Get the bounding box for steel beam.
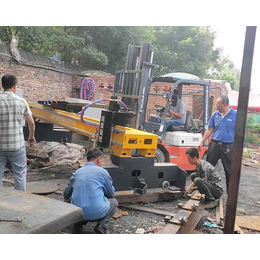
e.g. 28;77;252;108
224;26;257;234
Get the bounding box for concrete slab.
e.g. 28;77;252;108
0;186;83;234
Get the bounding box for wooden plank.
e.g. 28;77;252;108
191;230;204;234
160;211;201;234
234;224;244;234
160;223;181;234
216;196;224;226
112;209;129;219
2;178;15;184
115;190;183;204
216;207;221;225
179;212;201;234
235;216;260;232
121;205;176;218
219;196;224;222
169;210;191;225
190;192;203;201
182;199;200;211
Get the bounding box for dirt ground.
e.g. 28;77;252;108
3;139;260;234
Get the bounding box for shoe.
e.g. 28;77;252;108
204;199;219;210
94;226;110;234
72;224;83;234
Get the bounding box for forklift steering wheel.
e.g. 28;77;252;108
155;105;165;112
155;105;165;109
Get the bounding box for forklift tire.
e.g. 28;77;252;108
155;148;166;163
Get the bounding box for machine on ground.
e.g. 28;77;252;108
28;42;214;193
28;97;186;194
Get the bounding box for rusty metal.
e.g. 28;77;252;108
0;217;22;222
224;26;257;234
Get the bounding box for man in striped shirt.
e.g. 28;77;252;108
0;74;35;191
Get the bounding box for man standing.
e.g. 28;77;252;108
163;89;187;133
0;74;35;191
198;95;237;192
63;148;118;234
185;148;223;209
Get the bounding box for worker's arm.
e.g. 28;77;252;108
168;109;183;119
198;127;213;151
25;115;36;146
63;176;75;202
185;182;198;193
168;99;185;119
102;171;115;198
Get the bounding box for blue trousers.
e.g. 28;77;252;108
0;146;27;191
74;198;118;232
163;119;184;133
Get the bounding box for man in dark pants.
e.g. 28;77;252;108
185;148;223;209
198;95;237;193
63;148;118;234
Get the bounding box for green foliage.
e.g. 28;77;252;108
152;26;219;77
0;26;240;82
247;114;260;133
208;56;240;90
247;132;260;145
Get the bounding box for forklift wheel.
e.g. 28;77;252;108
161;181;170;190
155;148;166;163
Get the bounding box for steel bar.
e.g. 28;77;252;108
223;26;257;234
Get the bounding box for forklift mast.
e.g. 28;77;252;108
113;43;159;129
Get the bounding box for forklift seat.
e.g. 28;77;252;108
167;111;193;132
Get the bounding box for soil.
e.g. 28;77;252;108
2;140;260;234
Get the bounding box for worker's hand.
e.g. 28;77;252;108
197;142;203;152
27;136;36;147
185;185;192;194
191;186;198;191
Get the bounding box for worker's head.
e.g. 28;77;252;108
171;89;179;106
173;89;179;96
87;148;103;167
185;148;200;165
216;95;229;112
1;74;18;91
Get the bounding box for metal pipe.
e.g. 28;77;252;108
223;26;257;234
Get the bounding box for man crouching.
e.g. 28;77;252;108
185;148;223;210
63;148;118;234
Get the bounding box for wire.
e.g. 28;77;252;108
78;98;129;139
79;77;96;101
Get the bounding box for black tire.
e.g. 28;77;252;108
155;148;166;163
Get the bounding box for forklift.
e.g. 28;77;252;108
113;43;211;171
144;78;211;170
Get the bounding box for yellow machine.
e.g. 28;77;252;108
28;100;186;194
28;102;157;159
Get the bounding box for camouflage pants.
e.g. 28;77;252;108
191;173;222;201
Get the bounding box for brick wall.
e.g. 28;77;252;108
0;50;229;119
72;75;115;100
0;58;72;102
148;81;229;119
72;75;229;119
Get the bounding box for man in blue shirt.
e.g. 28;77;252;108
63;148;118;234
198;95;237;193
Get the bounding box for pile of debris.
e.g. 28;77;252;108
26;141;87;168
243;144;260;168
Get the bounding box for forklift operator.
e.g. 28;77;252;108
163;89;187;133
